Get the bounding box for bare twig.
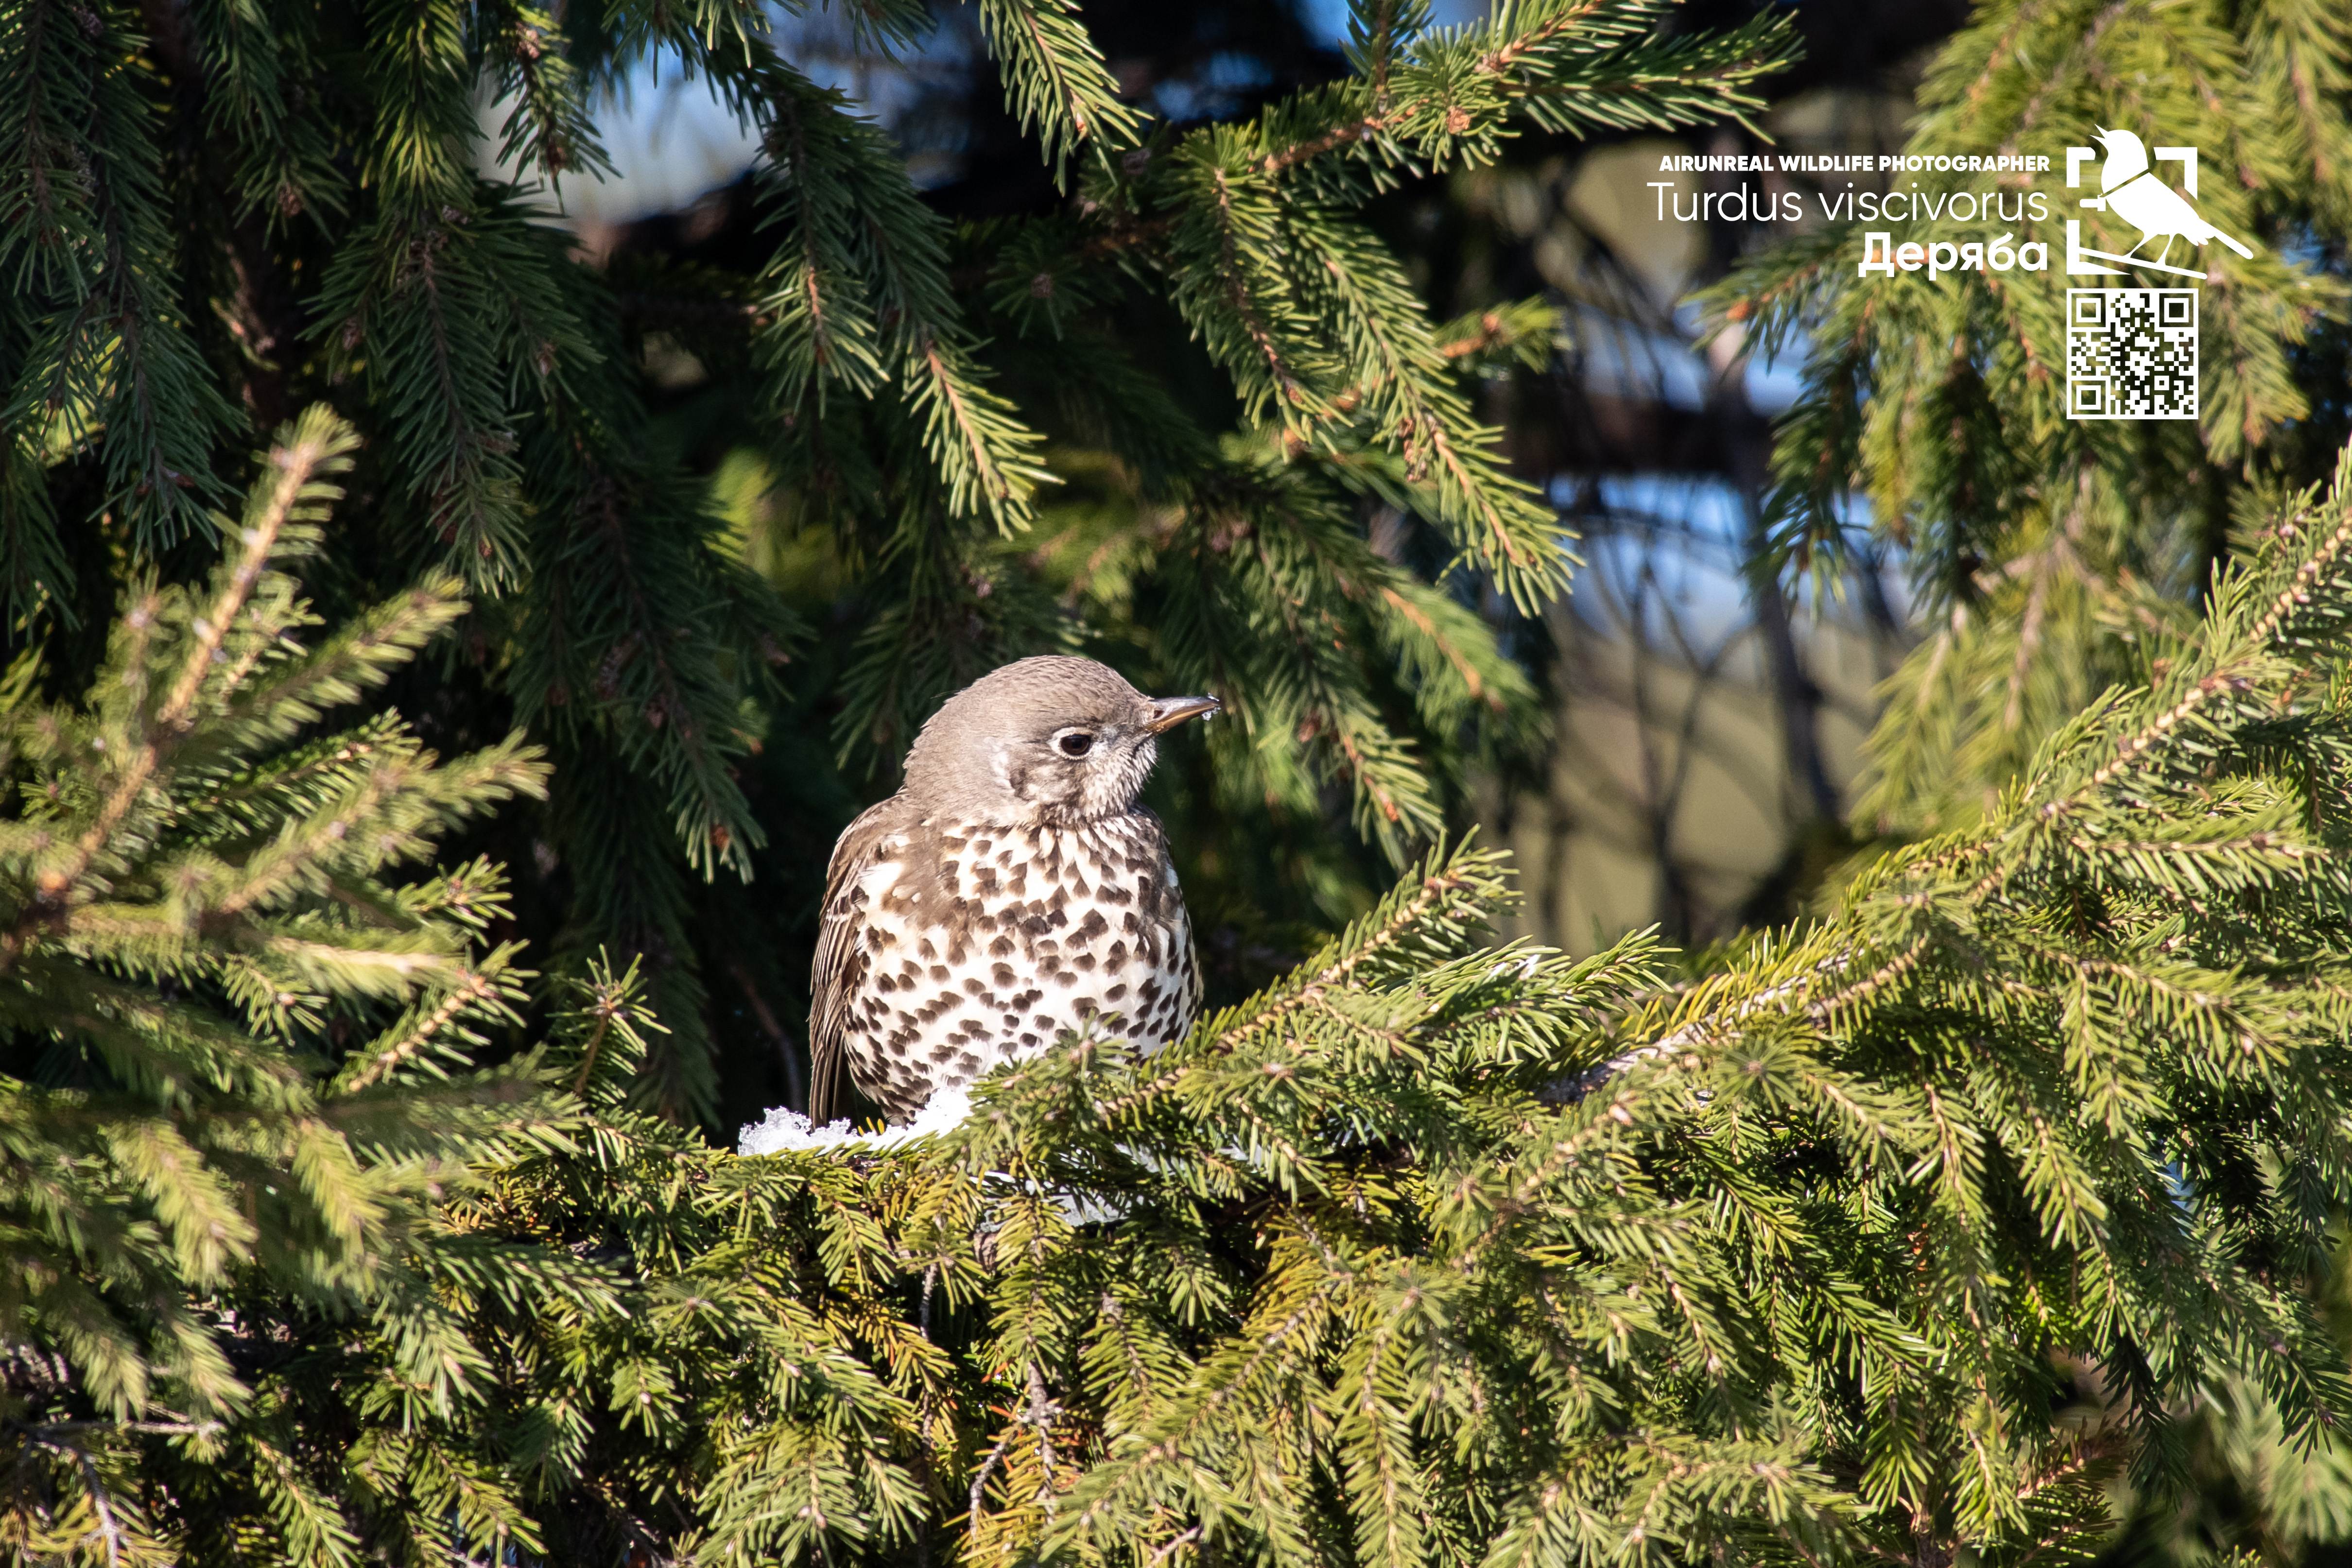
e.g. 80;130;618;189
1148;1526;1206;1567
968;1425;1016;1535
74;1448;125;1568
1024;1361;1063;1513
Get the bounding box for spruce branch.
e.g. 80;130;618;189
1252;0;1797;178
0;408;562;1482
974;0;1144;180
12;410;354;939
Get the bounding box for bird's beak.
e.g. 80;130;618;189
1143;694;1221;733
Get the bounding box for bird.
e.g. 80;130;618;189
807;655;1221;1124
2090;127;2254;267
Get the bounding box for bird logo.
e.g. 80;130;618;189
2080;127;2253;274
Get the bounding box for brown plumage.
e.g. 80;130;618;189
807;656;1220;1123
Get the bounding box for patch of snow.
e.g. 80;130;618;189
1060;1192;1128;1224
1487;949;1548;980
737;1085;977;1156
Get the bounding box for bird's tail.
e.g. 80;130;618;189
2215;228;2255;259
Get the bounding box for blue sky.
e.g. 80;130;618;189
525;1;1498;223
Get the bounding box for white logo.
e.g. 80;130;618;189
2065;130;2253;281
2062;128;2249;421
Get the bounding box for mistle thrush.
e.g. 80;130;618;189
807;656;1220;1122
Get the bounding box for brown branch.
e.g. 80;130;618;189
1207;168;1304;406
919;335;1016;506
1377;586;1493;705
727;956;808;1111
337;968;501;1093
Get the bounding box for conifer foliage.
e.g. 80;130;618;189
22;415;2352;1567
0;410;572;1558
16;0;2352;1565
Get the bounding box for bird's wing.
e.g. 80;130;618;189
2145;184;2202;230
2136;183;2255;257
2110;182;2177;233
807;798;901;1125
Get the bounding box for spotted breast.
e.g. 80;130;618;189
818;811;1200;1119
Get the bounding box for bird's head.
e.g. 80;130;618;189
901;655;1220;827
2093;126;2148;164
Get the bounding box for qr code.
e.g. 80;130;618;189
2066;288;2198;420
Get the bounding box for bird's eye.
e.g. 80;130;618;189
1055;730;1096;758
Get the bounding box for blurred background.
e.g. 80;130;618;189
492;0;1963;964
